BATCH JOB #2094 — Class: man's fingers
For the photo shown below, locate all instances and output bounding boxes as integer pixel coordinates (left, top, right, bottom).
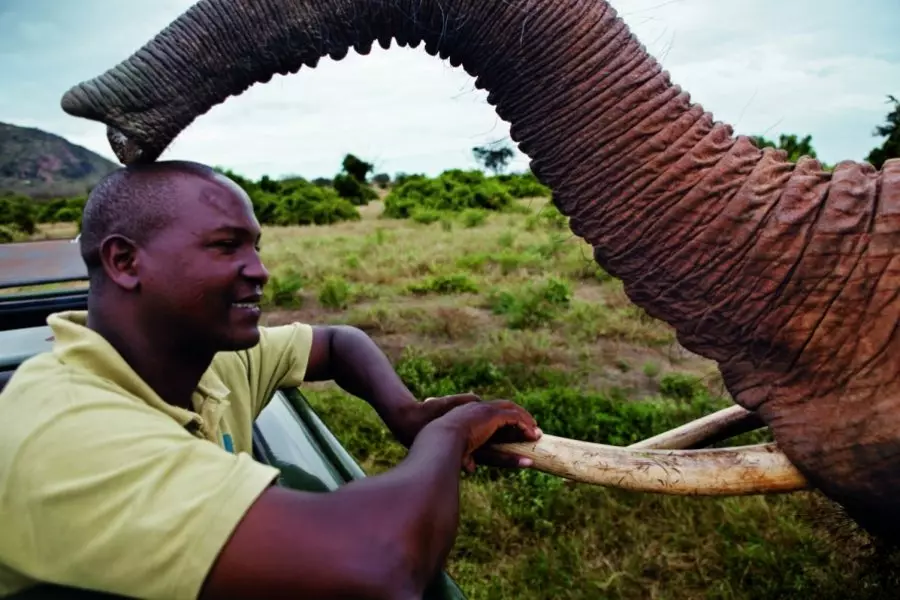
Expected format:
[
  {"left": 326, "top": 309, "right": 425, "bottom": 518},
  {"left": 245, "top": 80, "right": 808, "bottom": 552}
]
[
  {"left": 473, "top": 447, "right": 534, "bottom": 469},
  {"left": 484, "top": 400, "right": 539, "bottom": 432},
  {"left": 488, "top": 409, "right": 542, "bottom": 442}
]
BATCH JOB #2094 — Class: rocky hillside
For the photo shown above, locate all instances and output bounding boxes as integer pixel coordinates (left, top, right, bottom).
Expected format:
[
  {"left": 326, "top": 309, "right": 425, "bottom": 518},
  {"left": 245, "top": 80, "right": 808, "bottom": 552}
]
[{"left": 0, "top": 122, "right": 118, "bottom": 199}]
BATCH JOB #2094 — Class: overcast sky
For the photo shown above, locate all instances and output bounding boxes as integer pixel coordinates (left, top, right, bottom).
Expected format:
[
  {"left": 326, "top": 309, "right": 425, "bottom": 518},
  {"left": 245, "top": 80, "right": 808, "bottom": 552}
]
[{"left": 1, "top": 0, "right": 897, "bottom": 179}]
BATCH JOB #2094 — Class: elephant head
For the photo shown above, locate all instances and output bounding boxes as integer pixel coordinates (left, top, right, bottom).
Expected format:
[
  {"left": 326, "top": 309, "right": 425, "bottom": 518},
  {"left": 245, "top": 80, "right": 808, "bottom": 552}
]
[{"left": 59, "top": 0, "right": 900, "bottom": 543}]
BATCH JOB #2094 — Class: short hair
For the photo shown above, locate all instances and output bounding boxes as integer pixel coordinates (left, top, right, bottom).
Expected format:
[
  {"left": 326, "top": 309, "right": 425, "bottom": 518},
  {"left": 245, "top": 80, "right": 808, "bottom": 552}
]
[{"left": 79, "top": 160, "right": 215, "bottom": 281}]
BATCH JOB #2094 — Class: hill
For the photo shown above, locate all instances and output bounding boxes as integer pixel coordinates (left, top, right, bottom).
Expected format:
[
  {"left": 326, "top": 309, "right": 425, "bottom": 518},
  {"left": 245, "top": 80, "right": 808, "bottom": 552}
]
[{"left": 0, "top": 122, "right": 118, "bottom": 199}]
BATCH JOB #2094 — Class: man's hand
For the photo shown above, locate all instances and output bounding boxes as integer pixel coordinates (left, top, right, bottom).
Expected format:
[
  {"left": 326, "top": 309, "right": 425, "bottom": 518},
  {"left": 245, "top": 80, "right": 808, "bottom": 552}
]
[
  {"left": 427, "top": 400, "right": 542, "bottom": 473},
  {"left": 390, "top": 393, "right": 481, "bottom": 448}
]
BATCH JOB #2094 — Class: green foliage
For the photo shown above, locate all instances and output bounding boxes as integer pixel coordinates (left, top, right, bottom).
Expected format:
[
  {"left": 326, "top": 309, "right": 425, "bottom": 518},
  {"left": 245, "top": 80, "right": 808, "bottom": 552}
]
[
  {"left": 461, "top": 208, "right": 489, "bottom": 228},
  {"left": 408, "top": 273, "right": 479, "bottom": 295},
  {"left": 326, "top": 153, "right": 379, "bottom": 205},
  {"left": 0, "top": 194, "right": 38, "bottom": 234},
  {"left": 0, "top": 224, "right": 19, "bottom": 243},
  {"left": 658, "top": 372, "right": 707, "bottom": 400},
  {"left": 216, "top": 168, "right": 361, "bottom": 227},
  {"left": 410, "top": 207, "right": 444, "bottom": 224},
  {"left": 495, "top": 171, "right": 551, "bottom": 198},
  {"left": 472, "top": 143, "right": 515, "bottom": 175},
  {"left": 341, "top": 153, "right": 374, "bottom": 183},
  {"left": 487, "top": 277, "right": 572, "bottom": 329},
  {"left": 751, "top": 133, "right": 820, "bottom": 162},
  {"left": 262, "top": 271, "right": 306, "bottom": 308},
  {"left": 866, "top": 94, "right": 900, "bottom": 169},
  {"left": 333, "top": 173, "right": 378, "bottom": 205},
  {"left": 372, "top": 173, "right": 391, "bottom": 189},
  {"left": 525, "top": 202, "right": 568, "bottom": 231},
  {"left": 318, "top": 276, "right": 353, "bottom": 309},
  {"left": 383, "top": 169, "right": 516, "bottom": 218}
]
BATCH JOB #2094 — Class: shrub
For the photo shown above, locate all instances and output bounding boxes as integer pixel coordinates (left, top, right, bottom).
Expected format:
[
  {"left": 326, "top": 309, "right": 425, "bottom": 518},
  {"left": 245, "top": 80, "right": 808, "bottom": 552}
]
[
  {"left": 0, "top": 195, "right": 37, "bottom": 234},
  {"left": 495, "top": 171, "right": 551, "bottom": 198},
  {"left": 461, "top": 208, "right": 489, "bottom": 228},
  {"left": 487, "top": 277, "right": 572, "bottom": 329},
  {"left": 0, "top": 225, "right": 18, "bottom": 243},
  {"left": 215, "top": 168, "right": 361, "bottom": 227},
  {"left": 382, "top": 169, "right": 515, "bottom": 218},
  {"left": 319, "top": 276, "right": 353, "bottom": 309},
  {"left": 410, "top": 207, "right": 443, "bottom": 224},
  {"left": 333, "top": 173, "right": 378, "bottom": 206},
  {"left": 263, "top": 271, "right": 306, "bottom": 308},
  {"left": 408, "top": 273, "right": 479, "bottom": 295}
]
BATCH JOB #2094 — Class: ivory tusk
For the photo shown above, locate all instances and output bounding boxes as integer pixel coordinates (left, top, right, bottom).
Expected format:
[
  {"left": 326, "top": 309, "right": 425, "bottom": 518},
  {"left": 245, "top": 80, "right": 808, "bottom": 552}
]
[
  {"left": 628, "top": 405, "right": 766, "bottom": 450},
  {"left": 491, "top": 435, "right": 808, "bottom": 495}
]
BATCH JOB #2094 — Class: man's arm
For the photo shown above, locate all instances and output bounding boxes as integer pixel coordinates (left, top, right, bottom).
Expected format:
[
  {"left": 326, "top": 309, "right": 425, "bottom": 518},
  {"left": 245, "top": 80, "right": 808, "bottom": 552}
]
[
  {"left": 200, "top": 401, "right": 540, "bottom": 599},
  {"left": 303, "top": 325, "right": 471, "bottom": 446}
]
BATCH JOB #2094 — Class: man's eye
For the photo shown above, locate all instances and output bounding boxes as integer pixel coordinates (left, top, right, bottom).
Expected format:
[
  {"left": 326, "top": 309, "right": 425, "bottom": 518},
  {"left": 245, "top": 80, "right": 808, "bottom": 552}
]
[{"left": 213, "top": 239, "right": 239, "bottom": 249}]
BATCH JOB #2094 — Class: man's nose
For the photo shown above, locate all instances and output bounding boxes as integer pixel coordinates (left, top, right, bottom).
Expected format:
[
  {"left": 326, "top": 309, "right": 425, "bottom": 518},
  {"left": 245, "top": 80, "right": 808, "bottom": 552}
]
[{"left": 243, "top": 252, "right": 270, "bottom": 285}]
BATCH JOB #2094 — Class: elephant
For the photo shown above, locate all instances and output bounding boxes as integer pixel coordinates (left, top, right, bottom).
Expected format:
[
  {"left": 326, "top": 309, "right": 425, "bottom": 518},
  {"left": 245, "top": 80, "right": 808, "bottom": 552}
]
[{"left": 58, "top": 0, "right": 900, "bottom": 546}]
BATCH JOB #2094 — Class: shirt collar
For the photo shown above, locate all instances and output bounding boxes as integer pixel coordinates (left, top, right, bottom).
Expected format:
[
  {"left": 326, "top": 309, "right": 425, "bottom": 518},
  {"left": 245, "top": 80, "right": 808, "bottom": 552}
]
[{"left": 47, "top": 310, "right": 231, "bottom": 439}]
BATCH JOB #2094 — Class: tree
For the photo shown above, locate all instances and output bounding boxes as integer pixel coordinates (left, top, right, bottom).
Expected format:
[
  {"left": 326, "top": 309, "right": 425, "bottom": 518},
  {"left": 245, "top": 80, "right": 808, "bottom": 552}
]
[
  {"left": 341, "top": 154, "right": 374, "bottom": 183},
  {"left": 372, "top": 173, "right": 391, "bottom": 189},
  {"left": 866, "top": 94, "right": 900, "bottom": 170},
  {"left": 472, "top": 144, "right": 514, "bottom": 175},
  {"left": 750, "top": 133, "right": 818, "bottom": 162}
]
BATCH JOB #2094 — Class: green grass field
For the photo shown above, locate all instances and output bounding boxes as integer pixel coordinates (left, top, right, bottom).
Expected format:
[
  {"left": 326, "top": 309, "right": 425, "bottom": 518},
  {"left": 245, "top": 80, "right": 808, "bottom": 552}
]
[{"left": 32, "top": 196, "right": 900, "bottom": 598}]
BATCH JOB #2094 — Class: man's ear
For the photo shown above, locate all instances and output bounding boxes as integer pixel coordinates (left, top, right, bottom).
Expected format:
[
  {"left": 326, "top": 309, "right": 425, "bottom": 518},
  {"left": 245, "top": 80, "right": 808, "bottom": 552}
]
[{"left": 98, "top": 234, "right": 141, "bottom": 291}]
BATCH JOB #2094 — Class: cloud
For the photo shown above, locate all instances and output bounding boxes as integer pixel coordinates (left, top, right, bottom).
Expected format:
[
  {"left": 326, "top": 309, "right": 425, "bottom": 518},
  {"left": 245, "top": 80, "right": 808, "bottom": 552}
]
[{"left": 0, "top": 0, "right": 897, "bottom": 178}]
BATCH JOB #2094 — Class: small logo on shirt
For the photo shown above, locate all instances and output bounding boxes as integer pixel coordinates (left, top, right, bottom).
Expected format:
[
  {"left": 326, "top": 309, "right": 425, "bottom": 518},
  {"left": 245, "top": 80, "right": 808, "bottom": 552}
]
[{"left": 222, "top": 433, "right": 235, "bottom": 454}]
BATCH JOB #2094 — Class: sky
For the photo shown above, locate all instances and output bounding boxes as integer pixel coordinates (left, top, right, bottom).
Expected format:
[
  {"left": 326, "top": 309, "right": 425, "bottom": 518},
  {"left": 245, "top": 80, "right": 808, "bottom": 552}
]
[{"left": 0, "top": 0, "right": 897, "bottom": 180}]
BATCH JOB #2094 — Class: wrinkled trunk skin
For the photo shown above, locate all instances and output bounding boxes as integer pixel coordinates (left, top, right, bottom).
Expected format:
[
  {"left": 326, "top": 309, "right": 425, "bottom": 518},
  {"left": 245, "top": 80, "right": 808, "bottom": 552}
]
[{"left": 61, "top": 0, "right": 900, "bottom": 540}]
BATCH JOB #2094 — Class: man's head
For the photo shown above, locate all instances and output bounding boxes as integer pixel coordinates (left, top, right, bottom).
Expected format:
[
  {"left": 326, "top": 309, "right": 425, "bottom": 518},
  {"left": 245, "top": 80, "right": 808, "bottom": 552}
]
[{"left": 80, "top": 160, "right": 269, "bottom": 352}]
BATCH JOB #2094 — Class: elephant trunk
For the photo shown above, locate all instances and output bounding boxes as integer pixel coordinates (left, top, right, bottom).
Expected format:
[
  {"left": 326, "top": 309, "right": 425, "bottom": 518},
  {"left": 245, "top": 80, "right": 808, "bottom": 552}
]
[
  {"left": 60, "top": 0, "right": 900, "bottom": 542},
  {"left": 60, "top": 0, "right": 770, "bottom": 364}
]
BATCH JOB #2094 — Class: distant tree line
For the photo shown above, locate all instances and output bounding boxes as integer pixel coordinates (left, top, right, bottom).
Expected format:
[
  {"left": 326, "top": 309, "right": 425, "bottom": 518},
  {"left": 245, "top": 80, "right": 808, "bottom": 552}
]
[{"left": 1, "top": 96, "right": 897, "bottom": 242}]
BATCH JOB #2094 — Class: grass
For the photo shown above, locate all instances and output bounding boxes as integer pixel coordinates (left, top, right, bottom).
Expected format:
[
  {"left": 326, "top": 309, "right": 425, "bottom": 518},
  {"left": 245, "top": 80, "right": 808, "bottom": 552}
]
[{"left": 30, "top": 198, "right": 900, "bottom": 598}]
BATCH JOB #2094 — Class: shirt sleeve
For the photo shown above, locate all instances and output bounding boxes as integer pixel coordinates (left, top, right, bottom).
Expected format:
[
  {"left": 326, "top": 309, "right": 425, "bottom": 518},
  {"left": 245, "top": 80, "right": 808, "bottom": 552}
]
[
  {"left": 240, "top": 322, "right": 315, "bottom": 419},
  {"left": 0, "top": 390, "right": 280, "bottom": 600}
]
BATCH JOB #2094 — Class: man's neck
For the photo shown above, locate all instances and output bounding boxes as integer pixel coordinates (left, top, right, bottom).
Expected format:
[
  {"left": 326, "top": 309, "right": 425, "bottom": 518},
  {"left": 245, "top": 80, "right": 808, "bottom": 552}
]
[{"left": 87, "top": 305, "right": 213, "bottom": 411}]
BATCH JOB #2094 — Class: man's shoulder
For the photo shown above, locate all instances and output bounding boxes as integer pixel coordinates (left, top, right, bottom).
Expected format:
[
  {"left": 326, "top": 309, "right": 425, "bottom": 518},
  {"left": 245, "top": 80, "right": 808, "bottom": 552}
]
[
  {"left": 214, "top": 322, "right": 315, "bottom": 366},
  {"left": 0, "top": 351, "right": 167, "bottom": 442}
]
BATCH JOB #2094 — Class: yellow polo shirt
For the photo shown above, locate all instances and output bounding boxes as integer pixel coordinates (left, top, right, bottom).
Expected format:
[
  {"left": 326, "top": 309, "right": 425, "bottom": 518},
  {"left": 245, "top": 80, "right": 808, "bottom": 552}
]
[{"left": 0, "top": 311, "right": 315, "bottom": 599}]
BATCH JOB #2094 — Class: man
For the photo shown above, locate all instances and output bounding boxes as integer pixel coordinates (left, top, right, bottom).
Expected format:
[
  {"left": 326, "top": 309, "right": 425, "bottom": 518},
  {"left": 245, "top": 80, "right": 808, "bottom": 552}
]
[{"left": 0, "top": 161, "right": 541, "bottom": 599}]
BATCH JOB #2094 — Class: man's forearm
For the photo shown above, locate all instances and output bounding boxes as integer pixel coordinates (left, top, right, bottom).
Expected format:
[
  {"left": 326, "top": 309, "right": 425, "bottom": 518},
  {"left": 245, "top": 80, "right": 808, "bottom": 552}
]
[
  {"left": 359, "top": 420, "right": 468, "bottom": 593},
  {"left": 200, "top": 418, "right": 469, "bottom": 600},
  {"left": 322, "top": 325, "right": 419, "bottom": 428}
]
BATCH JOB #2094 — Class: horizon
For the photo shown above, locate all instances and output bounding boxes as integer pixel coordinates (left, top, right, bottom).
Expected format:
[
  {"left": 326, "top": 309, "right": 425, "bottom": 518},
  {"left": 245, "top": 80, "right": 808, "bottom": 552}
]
[{"left": 1, "top": 0, "right": 897, "bottom": 180}]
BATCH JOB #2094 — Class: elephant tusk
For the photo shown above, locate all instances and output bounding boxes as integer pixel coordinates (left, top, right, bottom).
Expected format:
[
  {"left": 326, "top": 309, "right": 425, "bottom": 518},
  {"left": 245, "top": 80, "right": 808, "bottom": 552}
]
[
  {"left": 491, "top": 436, "right": 809, "bottom": 495},
  {"left": 627, "top": 405, "right": 766, "bottom": 450}
]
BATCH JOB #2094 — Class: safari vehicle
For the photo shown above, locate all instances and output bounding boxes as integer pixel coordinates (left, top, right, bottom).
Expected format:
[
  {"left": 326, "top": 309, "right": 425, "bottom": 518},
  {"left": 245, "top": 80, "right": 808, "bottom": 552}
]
[{"left": 0, "top": 237, "right": 467, "bottom": 600}]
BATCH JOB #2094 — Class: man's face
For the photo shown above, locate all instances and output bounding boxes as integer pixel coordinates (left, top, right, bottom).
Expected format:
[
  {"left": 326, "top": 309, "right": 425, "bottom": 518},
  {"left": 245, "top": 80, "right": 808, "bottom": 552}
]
[{"left": 136, "top": 172, "right": 270, "bottom": 352}]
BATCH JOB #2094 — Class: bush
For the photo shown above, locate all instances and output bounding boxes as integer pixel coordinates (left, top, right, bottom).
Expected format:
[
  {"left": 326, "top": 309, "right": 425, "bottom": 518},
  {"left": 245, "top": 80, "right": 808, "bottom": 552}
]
[
  {"left": 263, "top": 271, "right": 306, "bottom": 308},
  {"left": 495, "top": 171, "right": 551, "bottom": 198},
  {"left": 408, "top": 273, "right": 479, "bottom": 295},
  {"left": 0, "top": 194, "right": 37, "bottom": 234},
  {"left": 0, "top": 225, "right": 18, "bottom": 243},
  {"left": 383, "top": 169, "right": 515, "bottom": 219},
  {"left": 461, "top": 208, "right": 489, "bottom": 228},
  {"left": 333, "top": 173, "right": 378, "bottom": 206},
  {"left": 319, "top": 276, "right": 353, "bottom": 309},
  {"left": 487, "top": 277, "right": 572, "bottom": 329},
  {"left": 216, "top": 168, "right": 361, "bottom": 227},
  {"left": 410, "top": 207, "right": 444, "bottom": 225}
]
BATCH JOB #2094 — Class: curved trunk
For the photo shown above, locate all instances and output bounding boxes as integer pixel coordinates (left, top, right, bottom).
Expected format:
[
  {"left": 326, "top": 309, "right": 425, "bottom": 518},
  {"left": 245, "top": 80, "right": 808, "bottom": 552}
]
[{"left": 60, "top": 0, "right": 900, "bottom": 539}]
